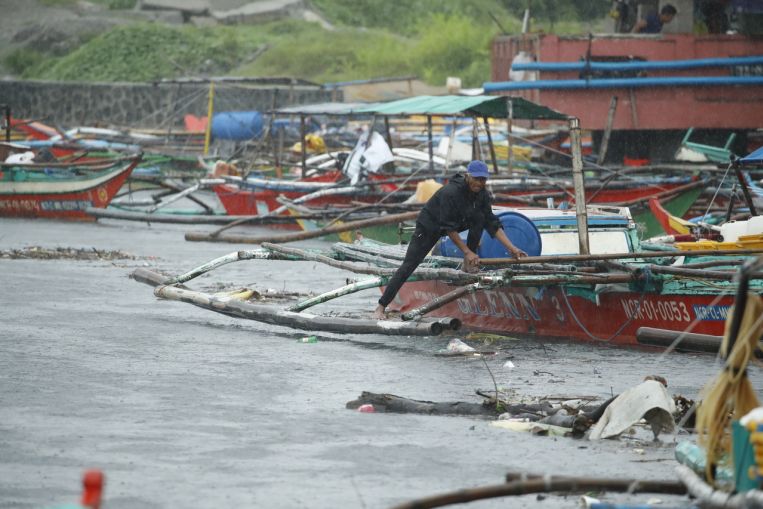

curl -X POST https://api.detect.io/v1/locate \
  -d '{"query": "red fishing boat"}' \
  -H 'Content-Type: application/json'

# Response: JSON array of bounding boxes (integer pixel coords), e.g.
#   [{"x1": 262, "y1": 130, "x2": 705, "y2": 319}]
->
[
  {"x1": 377, "y1": 205, "x2": 762, "y2": 347},
  {"x1": 0, "y1": 145, "x2": 141, "y2": 219},
  {"x1": 212, "y1": 171, "x2": 401, "y2": 219}
]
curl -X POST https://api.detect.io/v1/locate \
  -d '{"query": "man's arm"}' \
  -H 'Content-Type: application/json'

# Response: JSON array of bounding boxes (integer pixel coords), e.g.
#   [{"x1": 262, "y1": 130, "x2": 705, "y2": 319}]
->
[
  {"x1": 495, "y1": 228, "x2": 527, "y2": 258},
  {"x1": 446, "y1": 231, "x2": 479, "y2": 271},
  {"x1": 632, "y1": 18, "x2": 647, "y2": 32}
]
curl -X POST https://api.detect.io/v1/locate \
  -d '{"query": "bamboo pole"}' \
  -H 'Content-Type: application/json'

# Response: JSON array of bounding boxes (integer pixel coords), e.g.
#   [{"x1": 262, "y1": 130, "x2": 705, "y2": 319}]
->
[
  {"x1": 597, "y1": 95, "x2": 618, "y2": 165},
  {"x1": 262, "y1": 242, "x2": 480, "y2": 282},
  {"x1": 86, "y1": 208, "x2": 305, "y2": 225},
  {"x1": 636, "y1": 326, "x2": 731, "y2": 354},
  {"x1": 203, "y1": 82, "x2": 214, "y2": 156},
  {"x1": 483, "y1": 116, "x2": 498, "y2": 174},
  {"x1": 187, "y1": 210, "x2": 419, "y2": 244},
  {"x1": 569, "y1": 117, "x2": 590, "y2": 255},
  {"x1": 507, "y1": 99, "x2": 514, "y2": 175},
  {"x1": 480, "y1": 248, "x2": 763, "y2": 266},
  {"x1": 401, "y1": 283, "x2": 485, "y2": 321},
  {"x1": 427, "y1": 115, "x2": 434, "y2": 173},
  {"x1": 299, "y1": 114, "x2": 306, "y2": 177},
  {"x1": 153, "y1": 285, "x2": 447, "y2": 336},
  {"x1": 288, "y1": 276, "x2": 387, "y2": 312}
]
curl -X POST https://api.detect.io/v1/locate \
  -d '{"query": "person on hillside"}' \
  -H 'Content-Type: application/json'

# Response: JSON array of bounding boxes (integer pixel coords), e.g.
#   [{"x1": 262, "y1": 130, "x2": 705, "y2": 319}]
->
[
  {"x1": 373, "y1": 160, "x2": 527, "y2": 320},
  {"x1": 632, "y1": 4, "x2": 677, "y2": 33}
]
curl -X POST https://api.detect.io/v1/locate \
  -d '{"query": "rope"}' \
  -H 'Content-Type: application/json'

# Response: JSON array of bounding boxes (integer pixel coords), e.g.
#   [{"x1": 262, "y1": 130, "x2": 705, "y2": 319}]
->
[
  {"x1": 700, "y1": 162, "x2": 733, "y2": 222},
  {"x1": 559, "y1": 266, "x2": 651, "y2": 342}
]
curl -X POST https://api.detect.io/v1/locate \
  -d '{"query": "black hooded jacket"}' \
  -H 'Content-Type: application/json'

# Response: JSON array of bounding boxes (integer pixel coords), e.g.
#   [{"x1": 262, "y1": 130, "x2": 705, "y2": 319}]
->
[{"x1": 416, "y1": 173, "x2": 502, "y2": 237}]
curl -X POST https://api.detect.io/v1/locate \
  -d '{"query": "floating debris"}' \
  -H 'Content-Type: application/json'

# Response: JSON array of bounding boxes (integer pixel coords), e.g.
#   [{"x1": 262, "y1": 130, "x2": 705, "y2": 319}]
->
[{"x1": 0, "y1": 246, "x2": 140, "y2": 261}]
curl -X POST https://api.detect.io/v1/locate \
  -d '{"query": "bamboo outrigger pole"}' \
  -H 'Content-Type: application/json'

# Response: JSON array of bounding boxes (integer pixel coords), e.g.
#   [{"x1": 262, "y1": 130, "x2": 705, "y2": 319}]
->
[{"x1": 186, "y1": 210, "x2": 419, "y2": 244}]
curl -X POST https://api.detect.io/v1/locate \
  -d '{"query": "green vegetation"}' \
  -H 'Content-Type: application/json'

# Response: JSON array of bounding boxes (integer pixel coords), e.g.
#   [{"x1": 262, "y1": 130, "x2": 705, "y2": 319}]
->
[
  {"x1": 40, "y1": 0, "x2": 136, "y2": 8},
  {"x1": 239, "y1": 21, "x2": 413, "y2": 83},
  {"x1": 15, "y1": 0, "x2": 607, "y2": 85},
  {"x1": 29, "y1": 24, "x2": 264, "y2": 82}
]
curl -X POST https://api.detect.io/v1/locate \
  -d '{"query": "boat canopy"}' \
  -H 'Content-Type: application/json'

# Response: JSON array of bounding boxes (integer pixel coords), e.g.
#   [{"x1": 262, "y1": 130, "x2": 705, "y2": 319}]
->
[
  {"x1": 355, "y1": 95, "x2": 568, "y2": 120},
  {"x1": 740, "y1": 145, "x2": 763, "y2": 166},
  {"x1": 271, "y1": 102, "x2": 373, "y2": 116},
  {"x1": 272, "y1": 95, "x2": 568, "y2": 121}
]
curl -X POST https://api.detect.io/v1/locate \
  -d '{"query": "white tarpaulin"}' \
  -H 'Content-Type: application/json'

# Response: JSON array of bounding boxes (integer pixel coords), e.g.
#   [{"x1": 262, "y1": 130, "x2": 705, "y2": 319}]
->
[
  {"x1": 588, "y1": 380, "x2": 676, "y2": 440},
  {"x1": 342, "y1": 131, "x2": 394, "y2": 185}
]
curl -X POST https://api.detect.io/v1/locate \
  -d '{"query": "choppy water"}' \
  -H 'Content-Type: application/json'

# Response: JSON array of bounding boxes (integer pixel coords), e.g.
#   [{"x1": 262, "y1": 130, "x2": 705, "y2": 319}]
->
[{"x1": 1, "y1": 217, "x2": 760, "y2": 508}]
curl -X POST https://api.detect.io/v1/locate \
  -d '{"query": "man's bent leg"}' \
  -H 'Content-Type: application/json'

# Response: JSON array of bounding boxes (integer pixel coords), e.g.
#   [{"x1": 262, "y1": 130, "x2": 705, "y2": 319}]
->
[{"x1": 378, "y1": 227, "x2": 439, "y2": 308}]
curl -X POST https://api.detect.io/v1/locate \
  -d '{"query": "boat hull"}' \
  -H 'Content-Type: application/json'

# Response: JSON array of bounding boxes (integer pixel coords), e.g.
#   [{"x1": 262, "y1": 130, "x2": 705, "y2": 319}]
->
[
  {"x1": 0, "y1": 158, "x2": 139, "y2": 220},
  {"x1": 391, "y1": 280, "x2": 735, "y2": 347}
]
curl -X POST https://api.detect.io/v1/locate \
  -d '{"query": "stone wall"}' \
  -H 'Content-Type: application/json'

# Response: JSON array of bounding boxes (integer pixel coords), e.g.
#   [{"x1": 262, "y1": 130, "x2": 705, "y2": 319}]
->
[{"x1": 0, "y1": 79, "x2": 337, "y2": 128}]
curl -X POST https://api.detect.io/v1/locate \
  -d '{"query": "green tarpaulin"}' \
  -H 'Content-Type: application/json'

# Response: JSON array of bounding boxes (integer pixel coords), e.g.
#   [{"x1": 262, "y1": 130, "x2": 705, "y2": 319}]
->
[
  {"x1": 273, "y1": 95, "x2": 568, "y2": 120},
  {"x1": 356, "y1": 95, "x2": 568, "y2": 120}
]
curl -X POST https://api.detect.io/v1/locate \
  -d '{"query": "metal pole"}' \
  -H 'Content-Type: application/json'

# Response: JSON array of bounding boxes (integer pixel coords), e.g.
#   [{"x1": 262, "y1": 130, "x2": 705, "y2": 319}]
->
[
  {"x1": 427, "y1": 115, "x2": 434, "y2": 173},
  {"x1": 569, "y1": 117, "x2": 590, "y2": 255}
]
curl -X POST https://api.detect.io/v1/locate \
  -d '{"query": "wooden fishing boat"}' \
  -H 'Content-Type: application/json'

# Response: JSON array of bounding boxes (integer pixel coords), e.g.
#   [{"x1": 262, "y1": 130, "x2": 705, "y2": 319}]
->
[
  {"x1": 0, "y1": 145, "x2": 142, "y2": 219},
  {"x1": 363, "y1": 205, "x2": 763, "y2": 347}
]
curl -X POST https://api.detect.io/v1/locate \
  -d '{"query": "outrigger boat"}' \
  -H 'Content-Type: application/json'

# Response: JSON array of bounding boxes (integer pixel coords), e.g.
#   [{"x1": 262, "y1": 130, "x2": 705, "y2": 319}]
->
[{"x1": 0, "y1": 143, "x2": 142, "y2": 219}]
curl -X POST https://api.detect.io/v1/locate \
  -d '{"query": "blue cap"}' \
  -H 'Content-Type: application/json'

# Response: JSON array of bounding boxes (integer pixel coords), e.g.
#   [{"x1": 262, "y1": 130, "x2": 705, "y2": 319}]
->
[{"x1": 467, "y1": 160, "x2": 489, "y2": 178}]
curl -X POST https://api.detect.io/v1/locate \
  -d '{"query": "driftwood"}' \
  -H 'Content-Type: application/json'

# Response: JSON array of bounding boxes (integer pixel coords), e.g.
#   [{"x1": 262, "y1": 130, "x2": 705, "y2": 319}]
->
[
  {"x1": 347, "y1": 391, "x2": 602, "y2": 437},
  {"x1": 391, "y1": 474, "x2": 688, "y2": 509},
  {"x1": 346, "y1": 391, "x2": 499, "y2": 416}
]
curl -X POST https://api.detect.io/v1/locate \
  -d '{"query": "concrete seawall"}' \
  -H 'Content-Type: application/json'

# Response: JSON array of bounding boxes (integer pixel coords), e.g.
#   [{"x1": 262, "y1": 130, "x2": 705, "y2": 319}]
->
[{"x1": 0, "y1": 79, "x2": 336, "y2": 128}]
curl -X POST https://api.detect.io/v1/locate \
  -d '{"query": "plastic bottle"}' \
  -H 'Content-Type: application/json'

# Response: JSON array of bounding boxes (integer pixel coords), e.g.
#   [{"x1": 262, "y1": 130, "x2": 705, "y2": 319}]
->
[{"x1": 298, "y1": 335, "x2": 318, "y2": 343}]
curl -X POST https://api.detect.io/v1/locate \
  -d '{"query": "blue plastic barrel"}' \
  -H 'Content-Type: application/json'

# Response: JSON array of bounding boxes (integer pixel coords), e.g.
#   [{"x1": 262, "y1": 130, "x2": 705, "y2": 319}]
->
[
  {"x1": 211, "y1": 111, "x2": 264, "y2": 141},
  {"x1": 439, "y1": 211, "x2": 542, "y2": 258}
]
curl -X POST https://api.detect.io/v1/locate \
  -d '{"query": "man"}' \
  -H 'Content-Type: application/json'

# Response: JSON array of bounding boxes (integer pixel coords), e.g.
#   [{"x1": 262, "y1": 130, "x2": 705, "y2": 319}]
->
[
  {"x1": 632, "y1": 4, "x2": 677, "y2": 33},
  {"x1": 373, "y1": 160, "x2": 527, "y2": 319}
]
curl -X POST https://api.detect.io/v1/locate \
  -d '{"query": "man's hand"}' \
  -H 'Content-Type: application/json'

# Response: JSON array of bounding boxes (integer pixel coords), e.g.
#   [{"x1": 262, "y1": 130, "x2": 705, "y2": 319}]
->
[
  {"x1": 511, "y1": 247, "x2": 527, "y2": 259},
  {"x1": 463, "y1": 251, "x2": 480, "y2": 273}
]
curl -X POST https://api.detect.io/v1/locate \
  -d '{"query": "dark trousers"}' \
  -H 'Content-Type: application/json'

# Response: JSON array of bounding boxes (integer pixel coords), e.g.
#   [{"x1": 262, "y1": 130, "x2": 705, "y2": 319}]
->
[{"x1": 378, "y1": 221, "x2": 484, "y2": 307}]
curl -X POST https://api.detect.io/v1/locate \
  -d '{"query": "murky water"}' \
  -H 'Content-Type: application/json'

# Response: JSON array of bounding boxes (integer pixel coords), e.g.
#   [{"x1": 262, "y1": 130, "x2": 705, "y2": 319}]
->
[{"x1": 1, "y1": 217, "x2": 761, "y2": 508}]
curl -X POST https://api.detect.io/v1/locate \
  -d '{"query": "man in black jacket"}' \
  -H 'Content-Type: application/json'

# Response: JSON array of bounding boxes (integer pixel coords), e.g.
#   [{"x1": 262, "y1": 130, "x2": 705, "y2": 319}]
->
[{"x1": 373, "y1": 160, "x2": 527, "y2": 319}]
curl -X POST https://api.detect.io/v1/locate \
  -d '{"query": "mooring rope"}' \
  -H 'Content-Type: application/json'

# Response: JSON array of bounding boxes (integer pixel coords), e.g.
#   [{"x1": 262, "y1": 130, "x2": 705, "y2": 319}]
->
[{"x1": 559, "y1": 266, "x2": 652, "y2": 342}]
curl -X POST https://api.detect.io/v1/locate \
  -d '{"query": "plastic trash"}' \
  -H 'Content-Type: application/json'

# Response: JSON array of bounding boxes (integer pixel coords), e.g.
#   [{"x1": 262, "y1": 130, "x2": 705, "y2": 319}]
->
[
  {"x1": 503, "y1": 360, "x2": 515, "y2": 369},
  {"x1": 298, "y1": 335, "x2": 318, "y2": 343},
  {"x1": 357, "y1": 404, "x2": 375, "y2": 413},
  {"x1": 579, "y1": 495, "x2": 601, "y2": 508},
  {"x1": 446, "y1": 338, "x2": 475, "y2": 353}
]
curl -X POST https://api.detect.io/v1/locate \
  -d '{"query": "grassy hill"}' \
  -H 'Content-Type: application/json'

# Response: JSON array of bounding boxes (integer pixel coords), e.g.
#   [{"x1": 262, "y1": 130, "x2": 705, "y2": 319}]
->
[{"x1": 7, "y1": 0, "x2": 608, "y2": 86}]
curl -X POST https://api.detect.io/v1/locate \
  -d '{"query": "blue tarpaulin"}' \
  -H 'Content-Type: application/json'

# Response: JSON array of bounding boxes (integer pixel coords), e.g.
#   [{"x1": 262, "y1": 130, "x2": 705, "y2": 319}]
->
[{"x1": 740, "y1": 146, "x2": 763, "y2": 166}]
